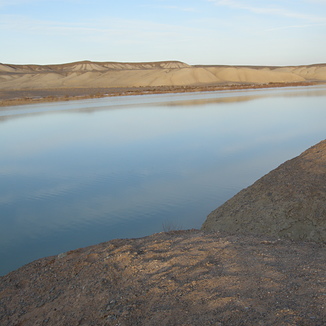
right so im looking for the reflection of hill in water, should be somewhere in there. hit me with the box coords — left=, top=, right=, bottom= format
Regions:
left=2, top=86, right=326, bottom=121
left=156, top=87, right=326, bottom=107
left=160, top=95, right=262, bottom=107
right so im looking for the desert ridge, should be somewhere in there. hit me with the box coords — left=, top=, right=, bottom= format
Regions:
left=1, top=60, right=326, bottom=90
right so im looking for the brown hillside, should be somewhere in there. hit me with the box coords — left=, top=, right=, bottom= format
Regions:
left=1, top=61, right=326, bottom=91
left=202, top=140, right=326, bottom=243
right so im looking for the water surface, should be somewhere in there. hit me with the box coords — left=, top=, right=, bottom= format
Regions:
left=1, top=86, right=326, bottom=275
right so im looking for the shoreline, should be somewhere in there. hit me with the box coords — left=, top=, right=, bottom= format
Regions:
left=0, top=81, right=323, bottom=107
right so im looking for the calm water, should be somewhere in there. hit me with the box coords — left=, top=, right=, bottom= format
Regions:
left=1, top=86, right=326, bottom=275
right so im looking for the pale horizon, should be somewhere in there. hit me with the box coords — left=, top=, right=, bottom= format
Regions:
left=1, top=0, right=326, bottom=66
left=2, top=59, right=326, bottom=67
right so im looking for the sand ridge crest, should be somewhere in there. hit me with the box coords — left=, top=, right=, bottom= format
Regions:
left=1, top=61, right=325, bottom=91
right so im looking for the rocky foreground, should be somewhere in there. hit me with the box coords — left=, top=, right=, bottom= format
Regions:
left=0, top=141, right=325, bottom=325
left=0, top=231, right=325, bottom=326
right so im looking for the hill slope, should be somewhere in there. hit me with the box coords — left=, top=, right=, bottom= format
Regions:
left=1, top=60, right=326, bottom=90
left=202, top=140, right=326, bottom=242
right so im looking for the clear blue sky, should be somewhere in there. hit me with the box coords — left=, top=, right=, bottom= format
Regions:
left=1, top=0, right=325, bottom=65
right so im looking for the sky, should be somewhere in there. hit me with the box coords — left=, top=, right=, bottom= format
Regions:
left=0, top=0, right=326, bottom=66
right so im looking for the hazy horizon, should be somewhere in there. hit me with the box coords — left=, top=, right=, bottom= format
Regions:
left=1, top=0, right=325, bottom=66
left=2, top=59, right=326, bottom=67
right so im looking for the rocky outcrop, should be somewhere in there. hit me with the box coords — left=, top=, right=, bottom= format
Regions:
left=0, top=60, right=190, bottom=73
left=202, top=140, right=326, bottom=242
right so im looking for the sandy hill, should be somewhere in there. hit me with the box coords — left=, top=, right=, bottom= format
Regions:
left=202, top=140, right=326, bottom=242
left=0, top=141, right=325, bottom=325
left=1, top=60, right=326, bottom=90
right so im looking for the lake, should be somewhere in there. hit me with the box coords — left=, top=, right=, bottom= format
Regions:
left=1, top=85, right=326, bottom=276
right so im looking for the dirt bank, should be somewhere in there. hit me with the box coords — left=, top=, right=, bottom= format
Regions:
left=0, top=230, right=325, bottom=326
left=0, top=82, right=323, bottom=108
left=202, top=140, right=326, bottom=243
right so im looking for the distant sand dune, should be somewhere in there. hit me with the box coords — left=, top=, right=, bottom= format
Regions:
left=0, top=61, right=325, bottom=91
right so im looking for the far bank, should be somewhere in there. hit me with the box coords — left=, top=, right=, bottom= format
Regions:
left=0, top=81, right=323, bottom=107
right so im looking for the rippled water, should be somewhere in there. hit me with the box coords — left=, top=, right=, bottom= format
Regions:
left=1, top=86, right=326, bottom=275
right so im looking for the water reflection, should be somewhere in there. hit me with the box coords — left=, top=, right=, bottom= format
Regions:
left=160, top=86, right=326, bottom=107
left=0, top=85, right=326, bottom=275
left=1, top=85, right=326, bottom=121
